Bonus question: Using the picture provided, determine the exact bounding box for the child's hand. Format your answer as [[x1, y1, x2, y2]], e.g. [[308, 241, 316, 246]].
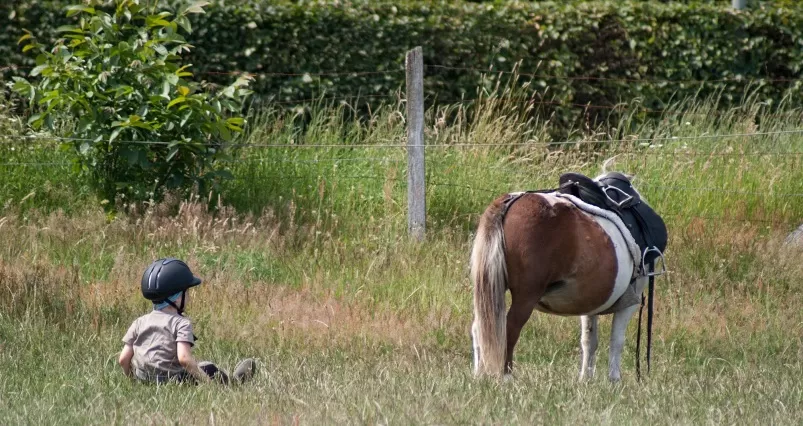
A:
[[177, 342, 211, 383], [118, 344, 134, 378]]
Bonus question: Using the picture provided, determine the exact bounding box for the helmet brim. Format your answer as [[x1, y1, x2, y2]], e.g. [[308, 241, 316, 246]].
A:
[[189, 276, 202, 287]]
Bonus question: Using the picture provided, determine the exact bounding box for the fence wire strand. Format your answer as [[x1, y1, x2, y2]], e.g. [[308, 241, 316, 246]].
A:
[[2, 128, 803, 149], [424, 64, 803, 85]]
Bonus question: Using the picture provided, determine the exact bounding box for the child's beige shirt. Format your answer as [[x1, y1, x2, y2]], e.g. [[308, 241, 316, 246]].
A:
[[122, 310, 195, 379]]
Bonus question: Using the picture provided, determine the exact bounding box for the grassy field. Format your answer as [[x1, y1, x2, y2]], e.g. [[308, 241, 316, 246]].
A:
[[1, 93, 802, 424]]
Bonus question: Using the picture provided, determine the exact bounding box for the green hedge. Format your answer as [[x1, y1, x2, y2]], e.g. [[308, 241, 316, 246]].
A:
[[2, 1, 803, 130]]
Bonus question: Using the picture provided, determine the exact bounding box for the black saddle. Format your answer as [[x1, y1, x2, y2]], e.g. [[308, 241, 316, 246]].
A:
[[558, 172, 667, 271]]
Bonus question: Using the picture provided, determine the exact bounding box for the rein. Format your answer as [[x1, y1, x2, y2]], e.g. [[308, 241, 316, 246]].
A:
[[635, 263, 655, 381]]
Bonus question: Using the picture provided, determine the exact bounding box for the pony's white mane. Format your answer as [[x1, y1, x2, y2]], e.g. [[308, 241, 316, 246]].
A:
[[601, 155, 619, 175], [597, 155, 647, 205]]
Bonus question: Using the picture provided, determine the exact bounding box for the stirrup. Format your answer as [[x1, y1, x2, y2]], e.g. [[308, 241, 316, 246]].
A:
[[641, 247, 667, 277], [602, 185, 634, 208]]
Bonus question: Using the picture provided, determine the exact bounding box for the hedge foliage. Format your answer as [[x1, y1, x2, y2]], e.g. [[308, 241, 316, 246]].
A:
[[2, 1, 803, 130]]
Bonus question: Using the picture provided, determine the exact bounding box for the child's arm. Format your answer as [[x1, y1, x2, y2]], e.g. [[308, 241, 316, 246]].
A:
[[177, 342, 211, 383], [118, 344, 134, 377]]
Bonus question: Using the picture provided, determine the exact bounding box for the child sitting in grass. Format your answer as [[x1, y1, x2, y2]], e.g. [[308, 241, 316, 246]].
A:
[[118, 258, 256, 385]]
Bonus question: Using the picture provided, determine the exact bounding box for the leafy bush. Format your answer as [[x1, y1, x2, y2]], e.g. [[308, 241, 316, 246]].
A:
[[2, 0, 803, 133], [8, 0, 251, 207]]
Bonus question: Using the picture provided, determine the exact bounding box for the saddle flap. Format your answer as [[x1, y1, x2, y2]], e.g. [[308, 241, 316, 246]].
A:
[[628, 203, 668, 264]]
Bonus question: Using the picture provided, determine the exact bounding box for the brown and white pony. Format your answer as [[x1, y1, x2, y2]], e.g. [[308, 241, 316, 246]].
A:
[[470, 172, 652, 382]]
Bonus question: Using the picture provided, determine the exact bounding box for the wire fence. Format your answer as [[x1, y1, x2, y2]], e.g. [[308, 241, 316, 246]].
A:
[[3, 62, 803, 231], [423, 64, 803, 85], [436, 96, 803, 119], [3, 158, 803, 200], [2, 128, 803, 149], [2, 162, 801, 229], [0, 65, 407, 78], [5, 62, 803, 117], [7, 63, 802, 85]]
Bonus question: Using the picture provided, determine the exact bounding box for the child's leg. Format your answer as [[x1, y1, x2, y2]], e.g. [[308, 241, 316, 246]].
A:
[[198, 361, 230, 385]]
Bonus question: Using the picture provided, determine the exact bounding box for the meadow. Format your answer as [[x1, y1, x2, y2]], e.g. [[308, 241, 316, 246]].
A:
[[0, 91, 802, 424]]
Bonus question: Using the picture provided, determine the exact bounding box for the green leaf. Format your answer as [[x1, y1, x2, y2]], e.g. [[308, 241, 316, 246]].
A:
[[17, 33, 33, 44], [146, 17, 172, 28], [56, 25, 84, 34], [184, 1, 210, 15], [130, 121, 154, 131], [220, 85, 236, 99], [27, 113, 43, 127], [65, 5, 95, 18], [109, 127, 122, 143], [166, 147, 179, 162], [175, 16, 192, 33], [30, 65, 48, 77], [153, 44, 168, 56], [180, 110, 193, 127], [176, 64, 193, 75], [218, 123, 232, 141], [168, 96, 187, 108]]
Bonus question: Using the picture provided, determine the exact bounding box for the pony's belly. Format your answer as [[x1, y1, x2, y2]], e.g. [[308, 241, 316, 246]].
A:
[[533, 277, 616, 316], [587, 214, 634, 315], [533, 213, 634, 316]]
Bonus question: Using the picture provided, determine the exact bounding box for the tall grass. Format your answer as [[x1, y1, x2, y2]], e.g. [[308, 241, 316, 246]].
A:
[[0, 89, 802, 424]]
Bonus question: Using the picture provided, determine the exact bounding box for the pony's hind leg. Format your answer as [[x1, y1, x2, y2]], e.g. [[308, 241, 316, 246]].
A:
[[504, 298, 538, 377], [579, 315, 599, 380], [609, 304, 640, 382]]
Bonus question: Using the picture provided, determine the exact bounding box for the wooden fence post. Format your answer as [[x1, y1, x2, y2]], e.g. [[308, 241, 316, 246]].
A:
[[406, 46, 426, 241]]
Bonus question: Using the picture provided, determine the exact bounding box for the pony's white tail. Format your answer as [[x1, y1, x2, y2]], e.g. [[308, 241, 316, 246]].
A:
[[471, 202, 508, 377]]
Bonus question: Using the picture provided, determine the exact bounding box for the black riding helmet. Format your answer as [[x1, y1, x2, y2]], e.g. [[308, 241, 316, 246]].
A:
[[141, 258, 202, 314]]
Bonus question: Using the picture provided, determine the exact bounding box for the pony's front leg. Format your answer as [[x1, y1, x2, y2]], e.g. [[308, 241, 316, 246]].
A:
[[609, 304, 640, 382], [579, 315, 598, 380]]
